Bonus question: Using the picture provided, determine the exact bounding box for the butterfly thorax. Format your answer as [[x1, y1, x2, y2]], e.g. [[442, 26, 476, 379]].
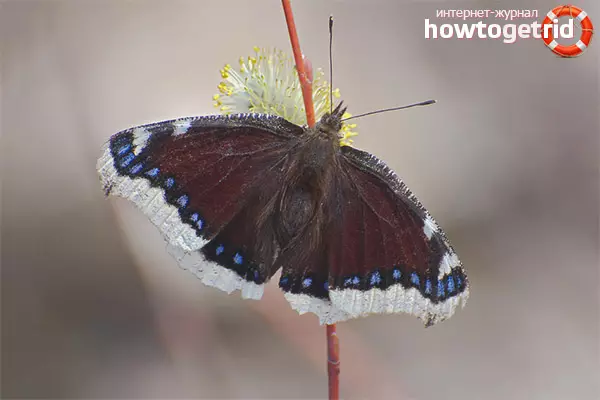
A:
[[312, 102, 347, 143], [288, 102, 347, 184]]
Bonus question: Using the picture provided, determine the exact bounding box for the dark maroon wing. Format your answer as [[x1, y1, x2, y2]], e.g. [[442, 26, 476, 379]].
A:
[[97, 113, 302, 298], [326, 146, 469, 326]]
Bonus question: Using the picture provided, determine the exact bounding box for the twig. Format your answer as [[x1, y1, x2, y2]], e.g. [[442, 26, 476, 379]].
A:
[[281, 0, 316, 127], [281, 1, 339, 399], [326, 324, 340, 399]]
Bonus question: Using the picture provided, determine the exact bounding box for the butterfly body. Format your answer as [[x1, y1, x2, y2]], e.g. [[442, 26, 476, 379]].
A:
[[256, 104, 347, 270], [97, 106, 469, 325]]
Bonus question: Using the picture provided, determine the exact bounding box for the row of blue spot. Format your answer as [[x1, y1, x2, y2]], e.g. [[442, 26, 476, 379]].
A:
[[339, 268, 462, 300], [214, 244, 244, 266], [278, 268, 464, 301], [113, 140, 204, 233], [279, 275, 330, 292], [208, 243, 266, 284]]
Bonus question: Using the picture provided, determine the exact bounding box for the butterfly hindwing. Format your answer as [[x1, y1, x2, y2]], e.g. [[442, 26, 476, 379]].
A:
[[323, 146, 469, 325], [277, 213, 353, 324], [167, 187, 283, 300]]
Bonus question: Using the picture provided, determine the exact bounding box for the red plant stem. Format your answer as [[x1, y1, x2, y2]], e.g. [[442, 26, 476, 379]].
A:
[[281, 0, 316, 127], [281, 1, 339, 399], [326, 324, 341, 399]]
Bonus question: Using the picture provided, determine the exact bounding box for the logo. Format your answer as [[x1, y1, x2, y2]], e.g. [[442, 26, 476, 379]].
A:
[[542, 5, 594, 57], [425, 5, 594, 57]]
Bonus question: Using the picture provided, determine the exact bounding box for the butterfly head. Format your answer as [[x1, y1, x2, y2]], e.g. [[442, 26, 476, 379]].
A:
[[314, 102, 347, 141]]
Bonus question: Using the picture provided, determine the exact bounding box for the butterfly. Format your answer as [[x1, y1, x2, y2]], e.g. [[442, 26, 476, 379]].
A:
[[97, 102, 469, 326]]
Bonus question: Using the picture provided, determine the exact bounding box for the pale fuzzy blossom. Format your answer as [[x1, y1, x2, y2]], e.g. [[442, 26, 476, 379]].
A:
[[213, 47, 358, 146]]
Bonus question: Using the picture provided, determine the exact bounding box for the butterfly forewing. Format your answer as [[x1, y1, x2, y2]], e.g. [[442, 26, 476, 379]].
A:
[[97, 114, 302, 297]]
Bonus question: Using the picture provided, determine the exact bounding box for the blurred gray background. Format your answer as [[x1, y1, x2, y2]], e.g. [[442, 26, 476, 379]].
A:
[[2, 1, 598, 399]]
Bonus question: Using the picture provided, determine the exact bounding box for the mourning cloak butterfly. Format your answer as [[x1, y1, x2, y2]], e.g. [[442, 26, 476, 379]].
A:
[[97, 103, 469, 326]]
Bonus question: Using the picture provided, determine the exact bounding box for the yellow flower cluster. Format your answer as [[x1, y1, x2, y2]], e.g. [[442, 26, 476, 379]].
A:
[[213, 47, 358, 146]]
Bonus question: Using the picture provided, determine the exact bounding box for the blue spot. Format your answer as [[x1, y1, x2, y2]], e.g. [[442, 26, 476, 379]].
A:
[[370, 271, 382, 286], [456, 275, 463, 288], [233, 253, 243, 265], [425, 279, 432, 294], [130, 163, 143, 174], [117, 144, 131, 155], [437, 280, 445, 298], [392, 269, 402, 280], [302, 277, 312, 288], [177, 195, 189, 208], [447, 276, 456, 293], [352, 276, 360, 285], [411, 272, 420, 286], [190, 213, 199, 222], [197, 219, 203, 230], [216, 245, 224, 255], [120, 153, 135, 168], [146, 167, 159, 177], [280, 276, 289, 285], [165, 178, 175, 188], [344, 278, 352, 287], [254, 270, 259, 281], [324, 282, 329, 291]]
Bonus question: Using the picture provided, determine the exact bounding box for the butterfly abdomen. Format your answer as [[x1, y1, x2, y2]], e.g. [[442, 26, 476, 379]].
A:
[[277, 187, 313, 243], [270, 135, 337, 254]]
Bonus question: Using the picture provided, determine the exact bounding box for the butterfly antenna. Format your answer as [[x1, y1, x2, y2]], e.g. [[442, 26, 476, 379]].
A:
[[340, 99, 437, 121], [329, 15, 334, 114]]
